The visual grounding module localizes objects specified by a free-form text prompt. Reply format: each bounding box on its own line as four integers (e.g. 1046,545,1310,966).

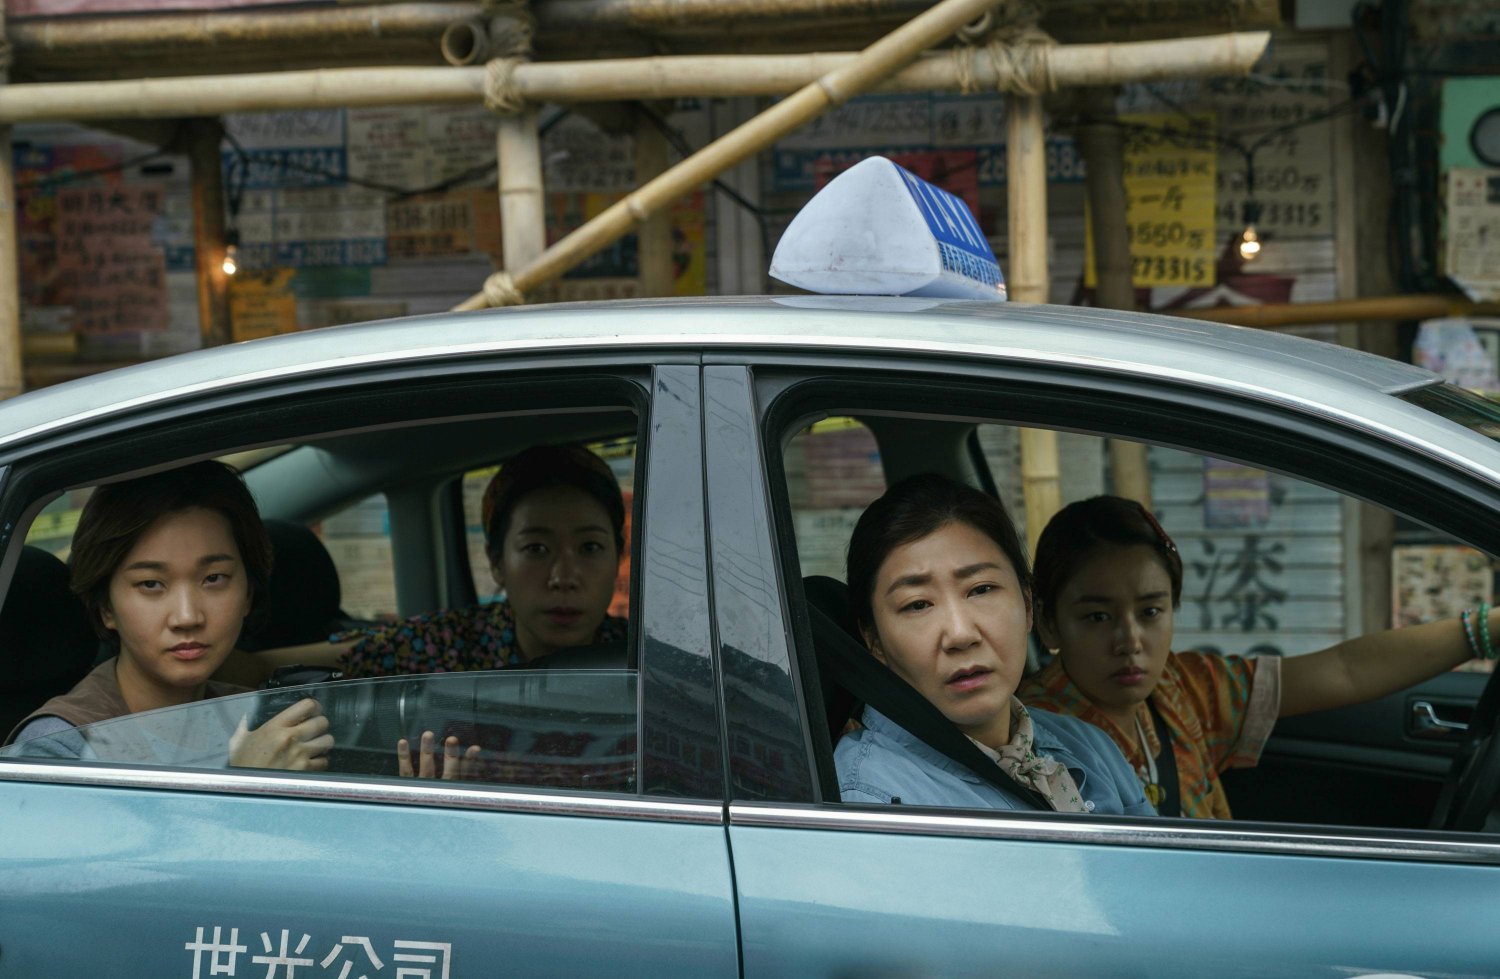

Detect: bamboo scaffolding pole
1008,91,1060,553
0,7,22,400
8,3,481,56
1007,95,1048,306
1171,293,1500,328
456,0,1014,311
0,32,1268,124
497,110,545,271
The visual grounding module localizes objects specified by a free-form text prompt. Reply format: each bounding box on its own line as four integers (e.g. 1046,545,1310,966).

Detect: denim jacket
835,705,1155,816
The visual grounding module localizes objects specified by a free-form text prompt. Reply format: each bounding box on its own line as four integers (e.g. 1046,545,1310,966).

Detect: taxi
0,161,1496,977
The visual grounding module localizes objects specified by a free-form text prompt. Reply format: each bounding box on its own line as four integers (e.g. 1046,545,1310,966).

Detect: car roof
0,296,1471,470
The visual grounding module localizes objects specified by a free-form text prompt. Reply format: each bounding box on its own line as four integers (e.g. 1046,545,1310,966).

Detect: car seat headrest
0,546,98,734
238,519,343,651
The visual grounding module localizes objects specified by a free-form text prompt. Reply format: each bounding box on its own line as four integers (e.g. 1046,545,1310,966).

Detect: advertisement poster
1444,168,1500,302
1393,545,1494,629
773,93,1082,193
54,183,170,334
541,190,707,297
13,142,140,316
236,185,386,269
386,189,502,261
224,110,347,190
542,116,635,193
1206,41,1337,240
228,269,299,341
1202,457,1271,529
1087,113,1217,289
347,106,497,192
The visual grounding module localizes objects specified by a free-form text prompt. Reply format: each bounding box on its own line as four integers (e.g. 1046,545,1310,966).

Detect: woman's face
490,485,620,662
103,506,252,695
1038,544,1174,722
864,520,1031,747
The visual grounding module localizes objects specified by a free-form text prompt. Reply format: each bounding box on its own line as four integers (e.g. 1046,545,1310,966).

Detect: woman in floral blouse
338,443,628,678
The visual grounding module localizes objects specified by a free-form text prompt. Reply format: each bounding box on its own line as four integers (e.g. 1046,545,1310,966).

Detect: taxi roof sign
770,156,1005,301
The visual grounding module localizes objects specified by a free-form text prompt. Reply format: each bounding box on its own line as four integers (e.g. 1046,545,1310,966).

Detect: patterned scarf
968,698,1091,813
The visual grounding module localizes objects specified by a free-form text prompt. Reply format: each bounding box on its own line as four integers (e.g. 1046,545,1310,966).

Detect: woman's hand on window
397,730,482,781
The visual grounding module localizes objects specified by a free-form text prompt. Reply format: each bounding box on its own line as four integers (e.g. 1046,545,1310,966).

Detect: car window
784,417,885,580
1,382,660,796
314,494,399,622
23,486,94,561
2,670,638,792
22,446,292,562
775,394,1498,829
972,423,1497,665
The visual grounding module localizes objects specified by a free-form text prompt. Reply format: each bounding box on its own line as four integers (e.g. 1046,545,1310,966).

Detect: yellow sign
1086,113,1217,289
229,269,299,342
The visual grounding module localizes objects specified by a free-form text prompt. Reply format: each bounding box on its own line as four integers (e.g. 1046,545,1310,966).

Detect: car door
706,360,1500,978
0,356,738,978
1223,671,1480,827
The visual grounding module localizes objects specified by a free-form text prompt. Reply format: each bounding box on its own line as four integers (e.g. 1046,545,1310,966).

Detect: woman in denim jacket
835,474,1153,816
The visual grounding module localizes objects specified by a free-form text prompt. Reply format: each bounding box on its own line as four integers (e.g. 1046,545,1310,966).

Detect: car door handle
1410,701,1468,740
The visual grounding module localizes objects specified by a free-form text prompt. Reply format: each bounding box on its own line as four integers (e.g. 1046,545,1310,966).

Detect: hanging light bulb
1238,226,1261,262
221,229,240,277
1237,201,1261,263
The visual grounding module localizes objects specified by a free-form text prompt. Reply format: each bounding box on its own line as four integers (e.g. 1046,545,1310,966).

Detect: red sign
54,183,169,334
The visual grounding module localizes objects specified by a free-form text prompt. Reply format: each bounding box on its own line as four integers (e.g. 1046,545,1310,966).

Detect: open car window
3,669,638,793
770,386,1498,831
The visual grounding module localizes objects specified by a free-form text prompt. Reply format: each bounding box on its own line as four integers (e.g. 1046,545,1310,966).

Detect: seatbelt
1147,699,1180,817
809,605,1052,811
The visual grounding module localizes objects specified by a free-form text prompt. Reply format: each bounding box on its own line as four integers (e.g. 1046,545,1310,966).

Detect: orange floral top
1019,650,1281,819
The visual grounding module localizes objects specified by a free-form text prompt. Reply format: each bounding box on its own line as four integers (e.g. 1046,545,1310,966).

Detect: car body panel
2,777,738,977
0,299,1476,478
729,818,1499,978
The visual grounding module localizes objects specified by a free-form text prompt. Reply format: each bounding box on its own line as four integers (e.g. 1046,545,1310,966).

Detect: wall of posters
11,102,705,343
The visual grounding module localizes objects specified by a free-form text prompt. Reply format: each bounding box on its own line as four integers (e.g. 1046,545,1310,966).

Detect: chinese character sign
54,182,171,334
1086,113,1217,289
184,928,452,979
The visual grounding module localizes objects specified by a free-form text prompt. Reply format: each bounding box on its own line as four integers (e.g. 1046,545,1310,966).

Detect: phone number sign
1088,113,1217,289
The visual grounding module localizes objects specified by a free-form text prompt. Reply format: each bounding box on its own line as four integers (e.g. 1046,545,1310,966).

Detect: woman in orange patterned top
1018,496,1495,819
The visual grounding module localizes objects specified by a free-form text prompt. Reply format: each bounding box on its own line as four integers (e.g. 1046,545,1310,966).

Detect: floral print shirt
1020,650,1281,819
336,602,629,678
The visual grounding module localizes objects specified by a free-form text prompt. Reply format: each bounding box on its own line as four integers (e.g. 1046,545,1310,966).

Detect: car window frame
0,353,728,823
741,355,1500,863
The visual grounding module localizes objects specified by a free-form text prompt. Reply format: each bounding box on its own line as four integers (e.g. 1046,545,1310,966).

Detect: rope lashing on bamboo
480,0,534,114
952,0,1055,96
952,27,1057,96
484,57,532,114
481,270,525,307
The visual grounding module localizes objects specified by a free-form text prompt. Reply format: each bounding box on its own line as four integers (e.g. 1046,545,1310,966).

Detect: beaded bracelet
1462,607,1482,661
1461,602,1498,661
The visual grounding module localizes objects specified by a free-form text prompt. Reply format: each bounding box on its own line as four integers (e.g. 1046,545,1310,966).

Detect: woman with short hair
6,460,333,771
